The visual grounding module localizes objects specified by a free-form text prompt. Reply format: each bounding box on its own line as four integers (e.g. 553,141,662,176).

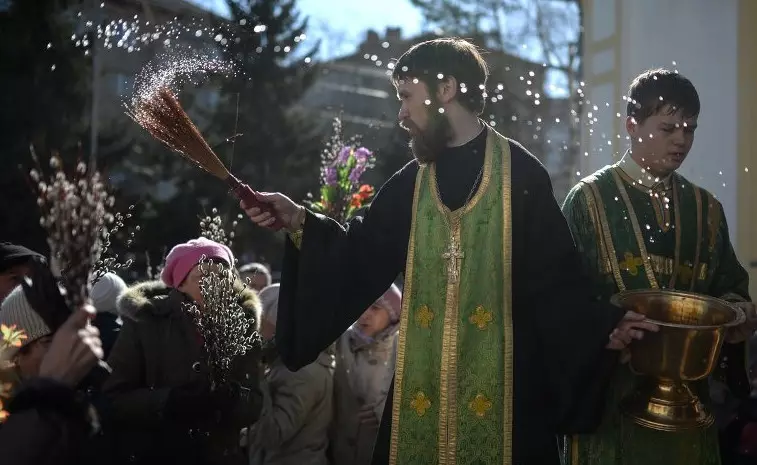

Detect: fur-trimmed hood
117,280,262,331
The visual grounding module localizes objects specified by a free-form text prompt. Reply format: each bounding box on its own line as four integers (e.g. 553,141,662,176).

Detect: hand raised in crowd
725,301,757,343
240,192,305,233
606,310,659,352
38,303,103,386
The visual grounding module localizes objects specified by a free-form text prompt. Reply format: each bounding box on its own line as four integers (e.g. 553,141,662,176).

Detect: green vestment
561,163,751,465
391,128,514,465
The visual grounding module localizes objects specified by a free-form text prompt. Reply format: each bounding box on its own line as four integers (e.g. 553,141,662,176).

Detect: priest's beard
401,108,453,164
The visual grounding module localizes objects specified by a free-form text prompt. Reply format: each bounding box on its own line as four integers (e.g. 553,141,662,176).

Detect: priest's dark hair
391,37,489,115
626,68,700,124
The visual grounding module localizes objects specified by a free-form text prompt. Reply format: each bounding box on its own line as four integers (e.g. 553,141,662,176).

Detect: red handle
228,176,284,231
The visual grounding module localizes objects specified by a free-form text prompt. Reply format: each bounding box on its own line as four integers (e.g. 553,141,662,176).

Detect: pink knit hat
375,284,402,322
160,238,235,288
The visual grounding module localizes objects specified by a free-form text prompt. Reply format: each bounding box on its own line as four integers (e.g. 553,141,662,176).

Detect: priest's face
626,105,697,177
396,78,453,164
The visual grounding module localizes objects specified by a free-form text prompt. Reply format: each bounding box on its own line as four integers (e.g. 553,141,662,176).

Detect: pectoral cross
442,235,464,283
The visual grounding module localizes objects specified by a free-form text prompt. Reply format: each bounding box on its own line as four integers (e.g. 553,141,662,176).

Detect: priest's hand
606,311,659,351
240,192,306,232
725,301,757,344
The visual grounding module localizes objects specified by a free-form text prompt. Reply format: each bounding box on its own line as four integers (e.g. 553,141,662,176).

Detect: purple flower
337,146,352,164
348,165,366,184
324,166,337,186
354,147,373,164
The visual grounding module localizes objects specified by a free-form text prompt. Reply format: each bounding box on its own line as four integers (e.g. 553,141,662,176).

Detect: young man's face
0,263,31,303
395,78,452,163
626,105,698,176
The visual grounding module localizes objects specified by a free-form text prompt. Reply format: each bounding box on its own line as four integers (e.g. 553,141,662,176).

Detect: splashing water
129,51,235,107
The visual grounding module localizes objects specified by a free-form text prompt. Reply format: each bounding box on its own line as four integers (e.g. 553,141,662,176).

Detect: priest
241,38,656,465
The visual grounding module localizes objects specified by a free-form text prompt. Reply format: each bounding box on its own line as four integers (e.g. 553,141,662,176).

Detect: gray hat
0,285,52,356
91,273,127,315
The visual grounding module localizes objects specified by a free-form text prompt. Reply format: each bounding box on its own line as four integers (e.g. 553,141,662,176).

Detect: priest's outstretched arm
241,169,414,370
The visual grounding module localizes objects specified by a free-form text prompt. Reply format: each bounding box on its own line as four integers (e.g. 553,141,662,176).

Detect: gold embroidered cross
469,393,492,418
620,252,643,276
415,305,434,329
410,391,431,416
469,305,493,330
442,234,464,283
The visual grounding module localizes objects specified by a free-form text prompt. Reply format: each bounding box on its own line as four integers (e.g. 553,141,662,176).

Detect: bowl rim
610,289,746,329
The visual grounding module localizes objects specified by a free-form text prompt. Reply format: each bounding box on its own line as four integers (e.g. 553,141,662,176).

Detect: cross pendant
442,234,464,283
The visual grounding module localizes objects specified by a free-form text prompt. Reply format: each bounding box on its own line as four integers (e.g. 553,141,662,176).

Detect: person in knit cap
0,285,54,379
90,272,127,357
103,237,263,465
0,242,44,303
247,283,334,465
330,283,401,465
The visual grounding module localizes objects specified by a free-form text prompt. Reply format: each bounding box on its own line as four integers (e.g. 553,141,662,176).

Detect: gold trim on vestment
389,165,426,465
707,192,720,253
668,181,682,289
428,127,495,465
586,180,626,290
501,136,514,465
579,183,612,275
611,168,660,288
691,186,703,291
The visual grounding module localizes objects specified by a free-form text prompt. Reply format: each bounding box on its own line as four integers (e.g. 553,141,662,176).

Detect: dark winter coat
0,378,94,465
103,281,263,465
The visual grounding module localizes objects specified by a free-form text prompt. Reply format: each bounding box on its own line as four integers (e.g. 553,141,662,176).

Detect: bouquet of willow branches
199,208,242,248
304,117,377,224
30,151,136,309
185,259,259,387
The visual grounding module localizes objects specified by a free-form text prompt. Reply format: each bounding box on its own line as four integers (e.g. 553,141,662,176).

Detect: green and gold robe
391,128,514,465
561,156,751,465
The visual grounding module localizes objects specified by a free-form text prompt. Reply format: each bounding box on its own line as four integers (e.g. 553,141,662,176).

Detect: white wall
583,0,740,236
620,0,740,233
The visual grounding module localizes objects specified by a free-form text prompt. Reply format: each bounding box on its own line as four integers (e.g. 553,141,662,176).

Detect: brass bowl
610,289,744,431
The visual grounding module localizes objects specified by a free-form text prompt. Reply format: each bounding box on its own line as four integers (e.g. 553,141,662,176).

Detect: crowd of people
0,239,401,465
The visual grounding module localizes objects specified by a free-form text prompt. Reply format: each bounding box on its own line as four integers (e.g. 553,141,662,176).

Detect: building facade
580,0,757,297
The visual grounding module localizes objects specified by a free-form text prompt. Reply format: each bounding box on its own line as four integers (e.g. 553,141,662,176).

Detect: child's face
626,105,698,177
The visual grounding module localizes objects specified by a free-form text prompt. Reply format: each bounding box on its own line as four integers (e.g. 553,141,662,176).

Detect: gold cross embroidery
415,305,434,329
410,391,431,416
442,234,464,283
469,393,492,418
469,305,493,330
620,252,643,276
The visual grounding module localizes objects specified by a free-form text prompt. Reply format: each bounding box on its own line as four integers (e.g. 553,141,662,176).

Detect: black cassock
276,130,625,465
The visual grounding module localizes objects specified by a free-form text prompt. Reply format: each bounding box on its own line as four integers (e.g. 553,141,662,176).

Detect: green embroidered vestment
561,164,751,465
390,127,514,465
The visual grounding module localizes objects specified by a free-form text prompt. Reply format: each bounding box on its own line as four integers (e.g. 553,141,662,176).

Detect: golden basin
610,289,745,431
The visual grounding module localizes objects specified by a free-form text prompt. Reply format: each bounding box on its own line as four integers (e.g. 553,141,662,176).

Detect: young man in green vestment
241,38,655,465
562,69,757,465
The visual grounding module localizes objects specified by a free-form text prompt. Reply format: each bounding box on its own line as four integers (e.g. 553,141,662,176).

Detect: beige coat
330,326,398,465
249,351,334,465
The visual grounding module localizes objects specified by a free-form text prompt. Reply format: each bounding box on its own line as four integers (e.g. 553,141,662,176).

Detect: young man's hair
626,68,700,124
391,38,489,115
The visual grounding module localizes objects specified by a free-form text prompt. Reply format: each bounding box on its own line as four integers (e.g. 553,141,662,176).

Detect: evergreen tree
206,0,323,265
0,0,90,252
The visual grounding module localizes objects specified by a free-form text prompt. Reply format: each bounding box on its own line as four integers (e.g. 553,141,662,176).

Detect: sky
189,0,424,59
